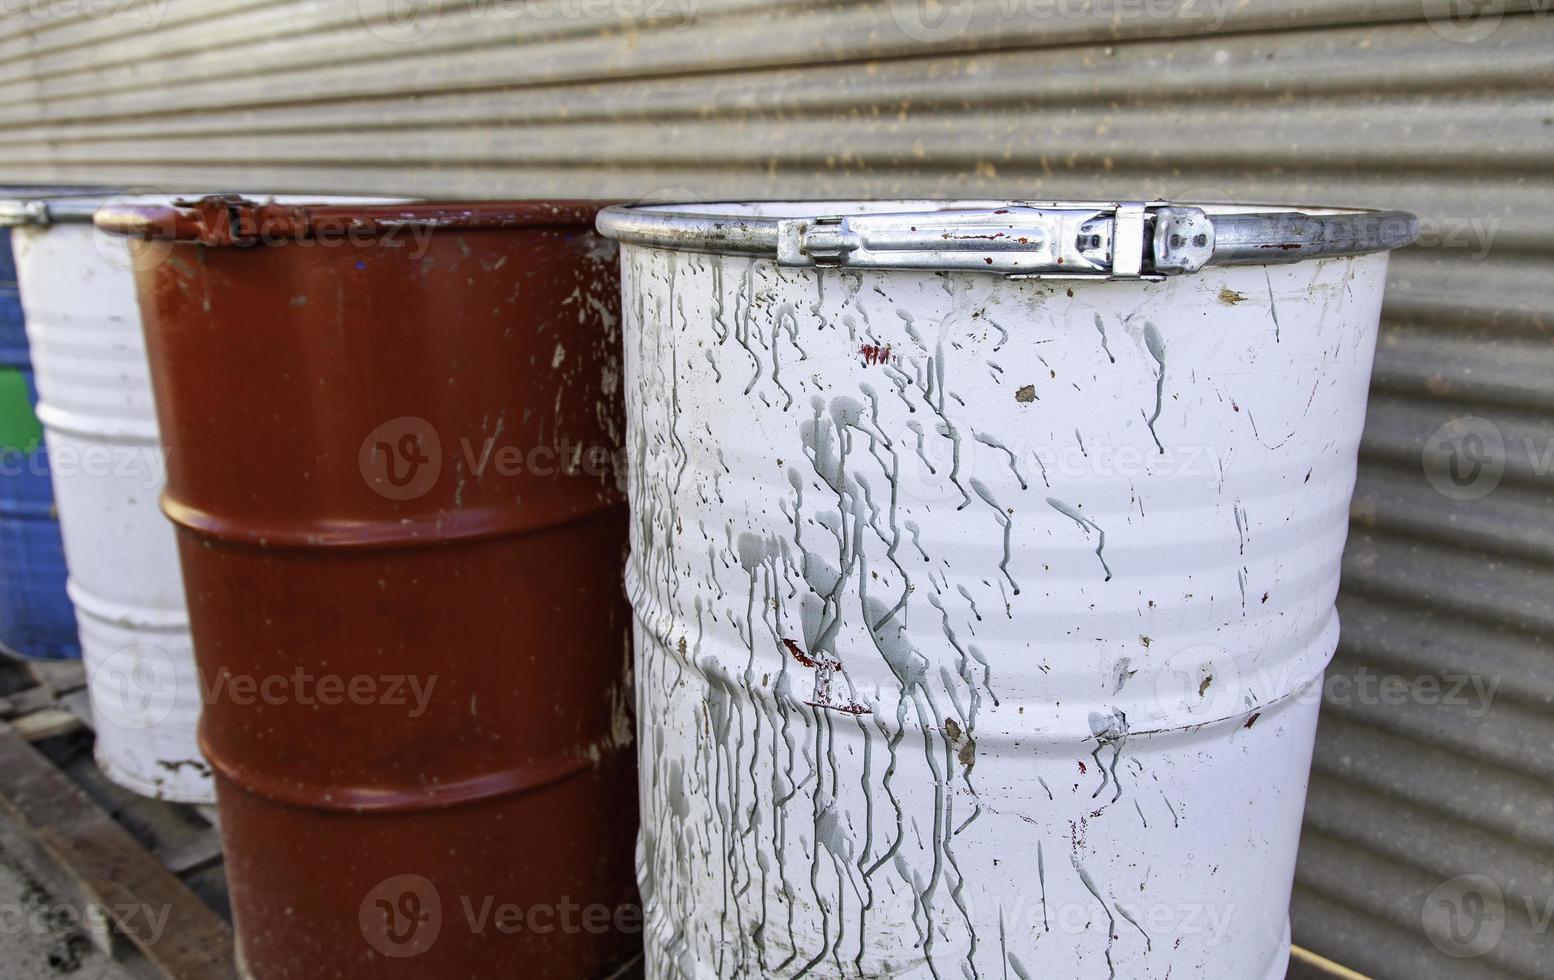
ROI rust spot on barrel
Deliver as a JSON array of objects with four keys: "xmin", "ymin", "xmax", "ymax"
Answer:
[
  {"xmin": 859, "ymin": 343, "xmax": 893, "ymax": 365},
  {"xmin": 782, "ymin": 637, "xmax": 842, "ymax": 672}
]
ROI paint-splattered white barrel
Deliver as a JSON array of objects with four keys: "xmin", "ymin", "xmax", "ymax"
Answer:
[
  {"xmin": 599, "ymin": 201, "xmax": 1415, "ymax": 980},
  {"xmin": 9, "ymin": 200, "xmax": 213, "ymax": 803}
]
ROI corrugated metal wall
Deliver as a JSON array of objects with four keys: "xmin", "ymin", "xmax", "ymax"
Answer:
[{"xmin": 2, "ymin": 2, "xmax": 1550, "ymax": 977}]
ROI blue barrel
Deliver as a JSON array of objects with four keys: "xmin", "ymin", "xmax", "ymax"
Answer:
[{"xmin": 0, "ymin": 226, "xmax": 78, "ymax": 659}]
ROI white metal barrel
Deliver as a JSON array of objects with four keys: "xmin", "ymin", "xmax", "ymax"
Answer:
[
  {"xmin": 6, "ymin": 196, "xmax": 213, "ymax": 803},
  {"xmin": 599, "ymin": 201, "xmax": 1416, "ymax": 980}
]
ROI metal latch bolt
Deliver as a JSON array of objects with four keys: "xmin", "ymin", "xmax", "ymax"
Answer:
[{"xmin": 776, "ymin": 202, "xmax": 1215, "ymax": 279}]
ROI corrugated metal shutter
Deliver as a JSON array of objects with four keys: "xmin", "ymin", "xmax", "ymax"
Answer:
[{"xmin": 2, "ymin": 2, "xmax": 1550, "ymax": 977}]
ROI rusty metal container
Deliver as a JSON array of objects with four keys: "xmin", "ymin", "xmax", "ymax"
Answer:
[{"xmin": 97, "ymin": 197, "xmax": 638, "ymax": 979}]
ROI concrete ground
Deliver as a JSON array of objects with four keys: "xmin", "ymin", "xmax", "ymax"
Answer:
[{"xmin": 0, "ymin": 842, "xmax": 132, "ymax": 980}]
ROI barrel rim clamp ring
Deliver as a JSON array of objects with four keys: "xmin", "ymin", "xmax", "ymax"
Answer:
[{"xmin": 597, "ymin": 200, "xmax": 1420, "ymax": 279}]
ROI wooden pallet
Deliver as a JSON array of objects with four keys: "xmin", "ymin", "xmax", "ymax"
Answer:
[{"xmin": 0, "ymin": 655, "xmax": 235, "ymax": 980}]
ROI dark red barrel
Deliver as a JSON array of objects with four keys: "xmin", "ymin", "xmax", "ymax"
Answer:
[{"xmin": 96, "ymin": 197, "xmax": 638, "ymax": 979}]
